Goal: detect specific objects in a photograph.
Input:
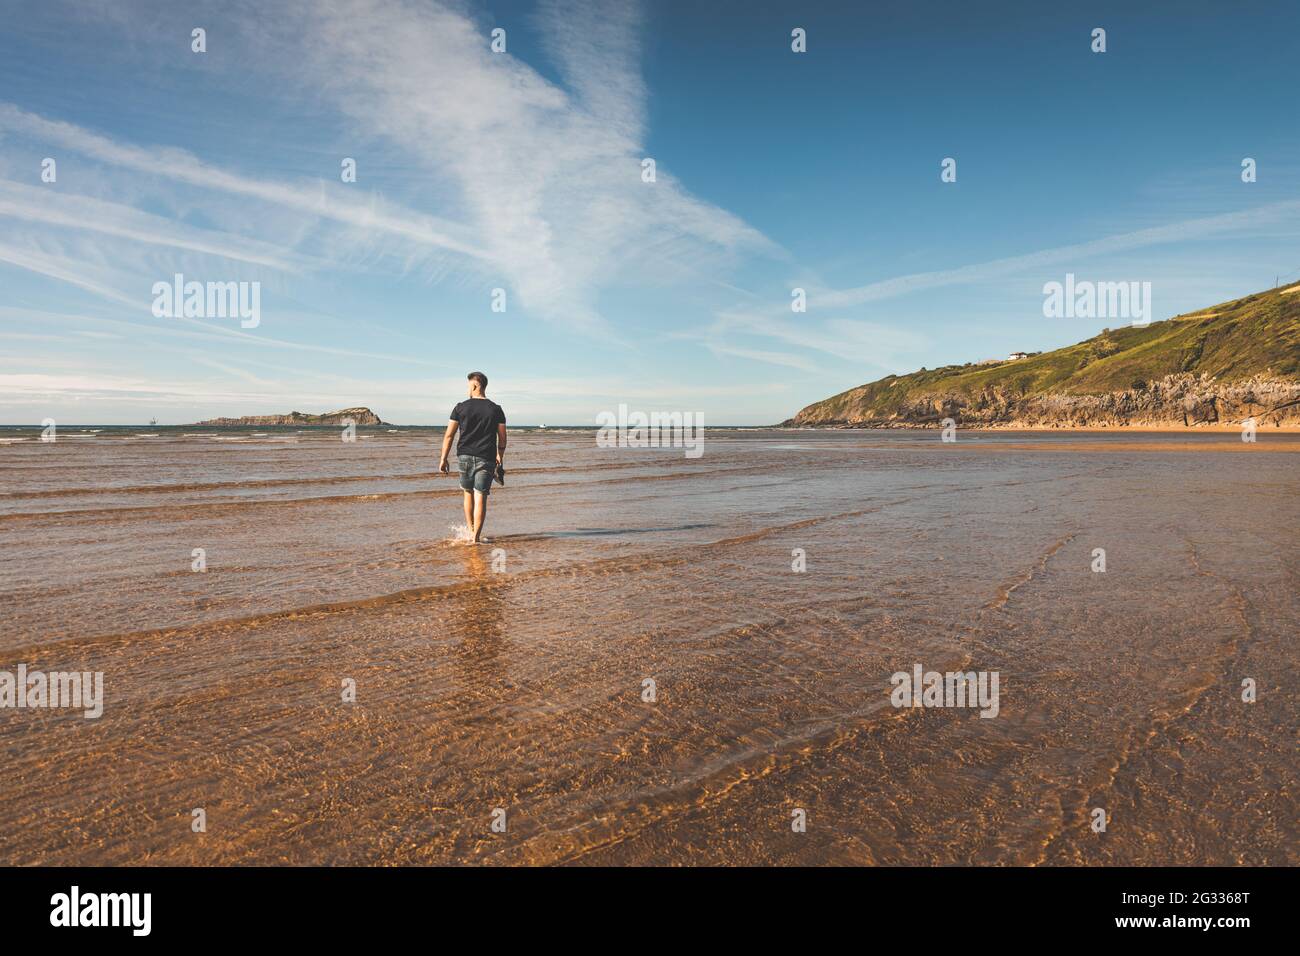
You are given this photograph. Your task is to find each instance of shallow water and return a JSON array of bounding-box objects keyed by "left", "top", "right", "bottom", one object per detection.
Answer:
[{"left": 0, "top": 427, "right": 1296, "bottom": 864}]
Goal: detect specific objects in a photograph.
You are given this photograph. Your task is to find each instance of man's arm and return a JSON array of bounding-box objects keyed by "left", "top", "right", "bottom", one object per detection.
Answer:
[
  {"left": 496, "top": 422, "right": 507, "bottom": 464},
  {"left": 438, "top": 420, "right": 458, "bottom": 473}
]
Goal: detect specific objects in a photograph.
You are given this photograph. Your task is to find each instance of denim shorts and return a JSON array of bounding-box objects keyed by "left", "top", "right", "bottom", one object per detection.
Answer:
[{"left": 457, "top": 454, "right": 493, "bottom": 495}]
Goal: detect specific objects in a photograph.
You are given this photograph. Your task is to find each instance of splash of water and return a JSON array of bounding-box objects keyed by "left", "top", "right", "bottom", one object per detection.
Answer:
[{"left": 446, "top": 523, "right": 476, "bottom": 544}]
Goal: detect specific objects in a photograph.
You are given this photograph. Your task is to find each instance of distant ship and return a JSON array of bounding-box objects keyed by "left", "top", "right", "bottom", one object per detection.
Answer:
[
  {"left": 538, "top": 423, "right": 547, "bottom": 429},
  {"left": 149, "top": 417, "right": 157, "bottom": 426}
]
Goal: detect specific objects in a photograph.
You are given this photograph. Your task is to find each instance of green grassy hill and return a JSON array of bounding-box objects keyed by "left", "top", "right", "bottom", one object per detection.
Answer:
[{"left": 784, "top": 283, "right": 1300, "bottom": 427}]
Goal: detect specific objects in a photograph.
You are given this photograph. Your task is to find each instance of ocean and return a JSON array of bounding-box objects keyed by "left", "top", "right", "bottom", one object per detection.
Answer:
[{"left": 1, "top": 426, "right": 1296, "bottom": 864}]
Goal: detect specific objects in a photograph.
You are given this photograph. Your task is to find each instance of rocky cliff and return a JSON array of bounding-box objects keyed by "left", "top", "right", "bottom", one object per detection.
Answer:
[
  {"left": 788, "top": 373, "right": 1300, "bottom": 429},
  {"left": 193, "top": 407, "right": 387, "bottom": 426},
  {"left": 784, "top": 283, "right": 1300, "bottom": 429}
]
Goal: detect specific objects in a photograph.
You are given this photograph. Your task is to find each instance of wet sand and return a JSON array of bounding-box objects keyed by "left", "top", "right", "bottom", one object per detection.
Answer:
[{"left": 0, "top": 427, "right": 1296, "bottom": 865}]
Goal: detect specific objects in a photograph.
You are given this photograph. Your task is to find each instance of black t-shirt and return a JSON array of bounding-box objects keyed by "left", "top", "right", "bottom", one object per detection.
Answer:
[{"left": 450, "top": 398, "right": 506, "bottom": 460}]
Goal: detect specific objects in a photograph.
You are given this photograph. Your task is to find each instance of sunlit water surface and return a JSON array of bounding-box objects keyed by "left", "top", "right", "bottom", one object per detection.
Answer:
[{"left": 1, "top": 426, "right": 1295, "bottom": 864}]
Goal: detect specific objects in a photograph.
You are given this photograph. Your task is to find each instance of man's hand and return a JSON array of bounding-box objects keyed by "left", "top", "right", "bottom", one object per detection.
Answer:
[{"left": 438, "top": 419, "right": 458, "bottom": 475}]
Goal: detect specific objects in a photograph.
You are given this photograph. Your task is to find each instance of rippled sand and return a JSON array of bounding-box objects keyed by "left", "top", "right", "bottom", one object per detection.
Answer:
[{"left": 0, "top": 427, "right": 1295, "bottom": 865}]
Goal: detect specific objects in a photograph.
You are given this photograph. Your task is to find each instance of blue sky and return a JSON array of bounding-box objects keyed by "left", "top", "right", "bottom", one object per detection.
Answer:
[{"left": 1, "top": 0, "right": 1297, "bottom": 424}]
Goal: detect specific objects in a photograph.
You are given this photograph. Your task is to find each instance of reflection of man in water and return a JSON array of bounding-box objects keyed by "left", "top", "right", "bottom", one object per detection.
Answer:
[
  {"left": 450, "top": 544, "right": 510, "bottom": 695},
  {"left": 438, "top": 371, "right": 506, "bottom": 544}
]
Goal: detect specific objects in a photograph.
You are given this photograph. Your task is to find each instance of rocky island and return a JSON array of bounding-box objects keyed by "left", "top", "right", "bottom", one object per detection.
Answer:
[
  {"left": 783, "top": 283, "right": 1300, "bottom": 429},
  {"left": 192, "top": 407, "right": 388, "bottom": 426}
]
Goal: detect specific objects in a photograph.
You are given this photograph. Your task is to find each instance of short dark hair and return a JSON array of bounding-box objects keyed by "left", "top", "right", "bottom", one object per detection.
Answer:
[{"left": 467, "top": 371, "right": 488, "bottom": 391}]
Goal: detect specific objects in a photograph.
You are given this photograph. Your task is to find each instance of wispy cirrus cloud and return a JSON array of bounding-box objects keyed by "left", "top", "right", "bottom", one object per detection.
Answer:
[
  {"left": 815, "top": 199, "right": 1300, "bottom": 310},
  {"left": 0, "top": 240, "right": 141, "bottom": 308},
  {"left": 0, "top": 102, "right": 487, "bottom": 264},
  {"left": 282, "top": 0, "right": 778, "bottom": 331},
  {"left": 0, "top": 0, "right": 777, "bottom": 337},
  {"left": 0, "top": 179, "right": 303, "bottom": 271},
  {"left": 700, "top": 198, "right": 1300, "bottom": 373}
]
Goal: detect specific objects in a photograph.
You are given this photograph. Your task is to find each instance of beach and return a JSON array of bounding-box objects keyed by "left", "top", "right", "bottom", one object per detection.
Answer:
[{"left": 1, "top": 427, "right": 1296, "bottom": 865}]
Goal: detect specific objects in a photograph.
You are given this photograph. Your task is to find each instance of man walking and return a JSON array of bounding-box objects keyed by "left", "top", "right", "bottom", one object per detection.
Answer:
[{"left": 439, "top": 371, "right": 507, "bottom": 543}]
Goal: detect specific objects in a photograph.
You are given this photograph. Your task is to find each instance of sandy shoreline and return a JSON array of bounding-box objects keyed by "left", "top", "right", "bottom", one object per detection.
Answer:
[{"left": 2, "top": 430, "right": 1296, "bottom": 865}]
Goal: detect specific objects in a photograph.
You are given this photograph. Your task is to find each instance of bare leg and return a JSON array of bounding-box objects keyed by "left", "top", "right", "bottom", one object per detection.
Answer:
[
  {"left": 462, "top": 491, "right": 473, "bottom": 536},
  {"left": 471, "top": 491, "right": 489, "bottom": 542}
]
